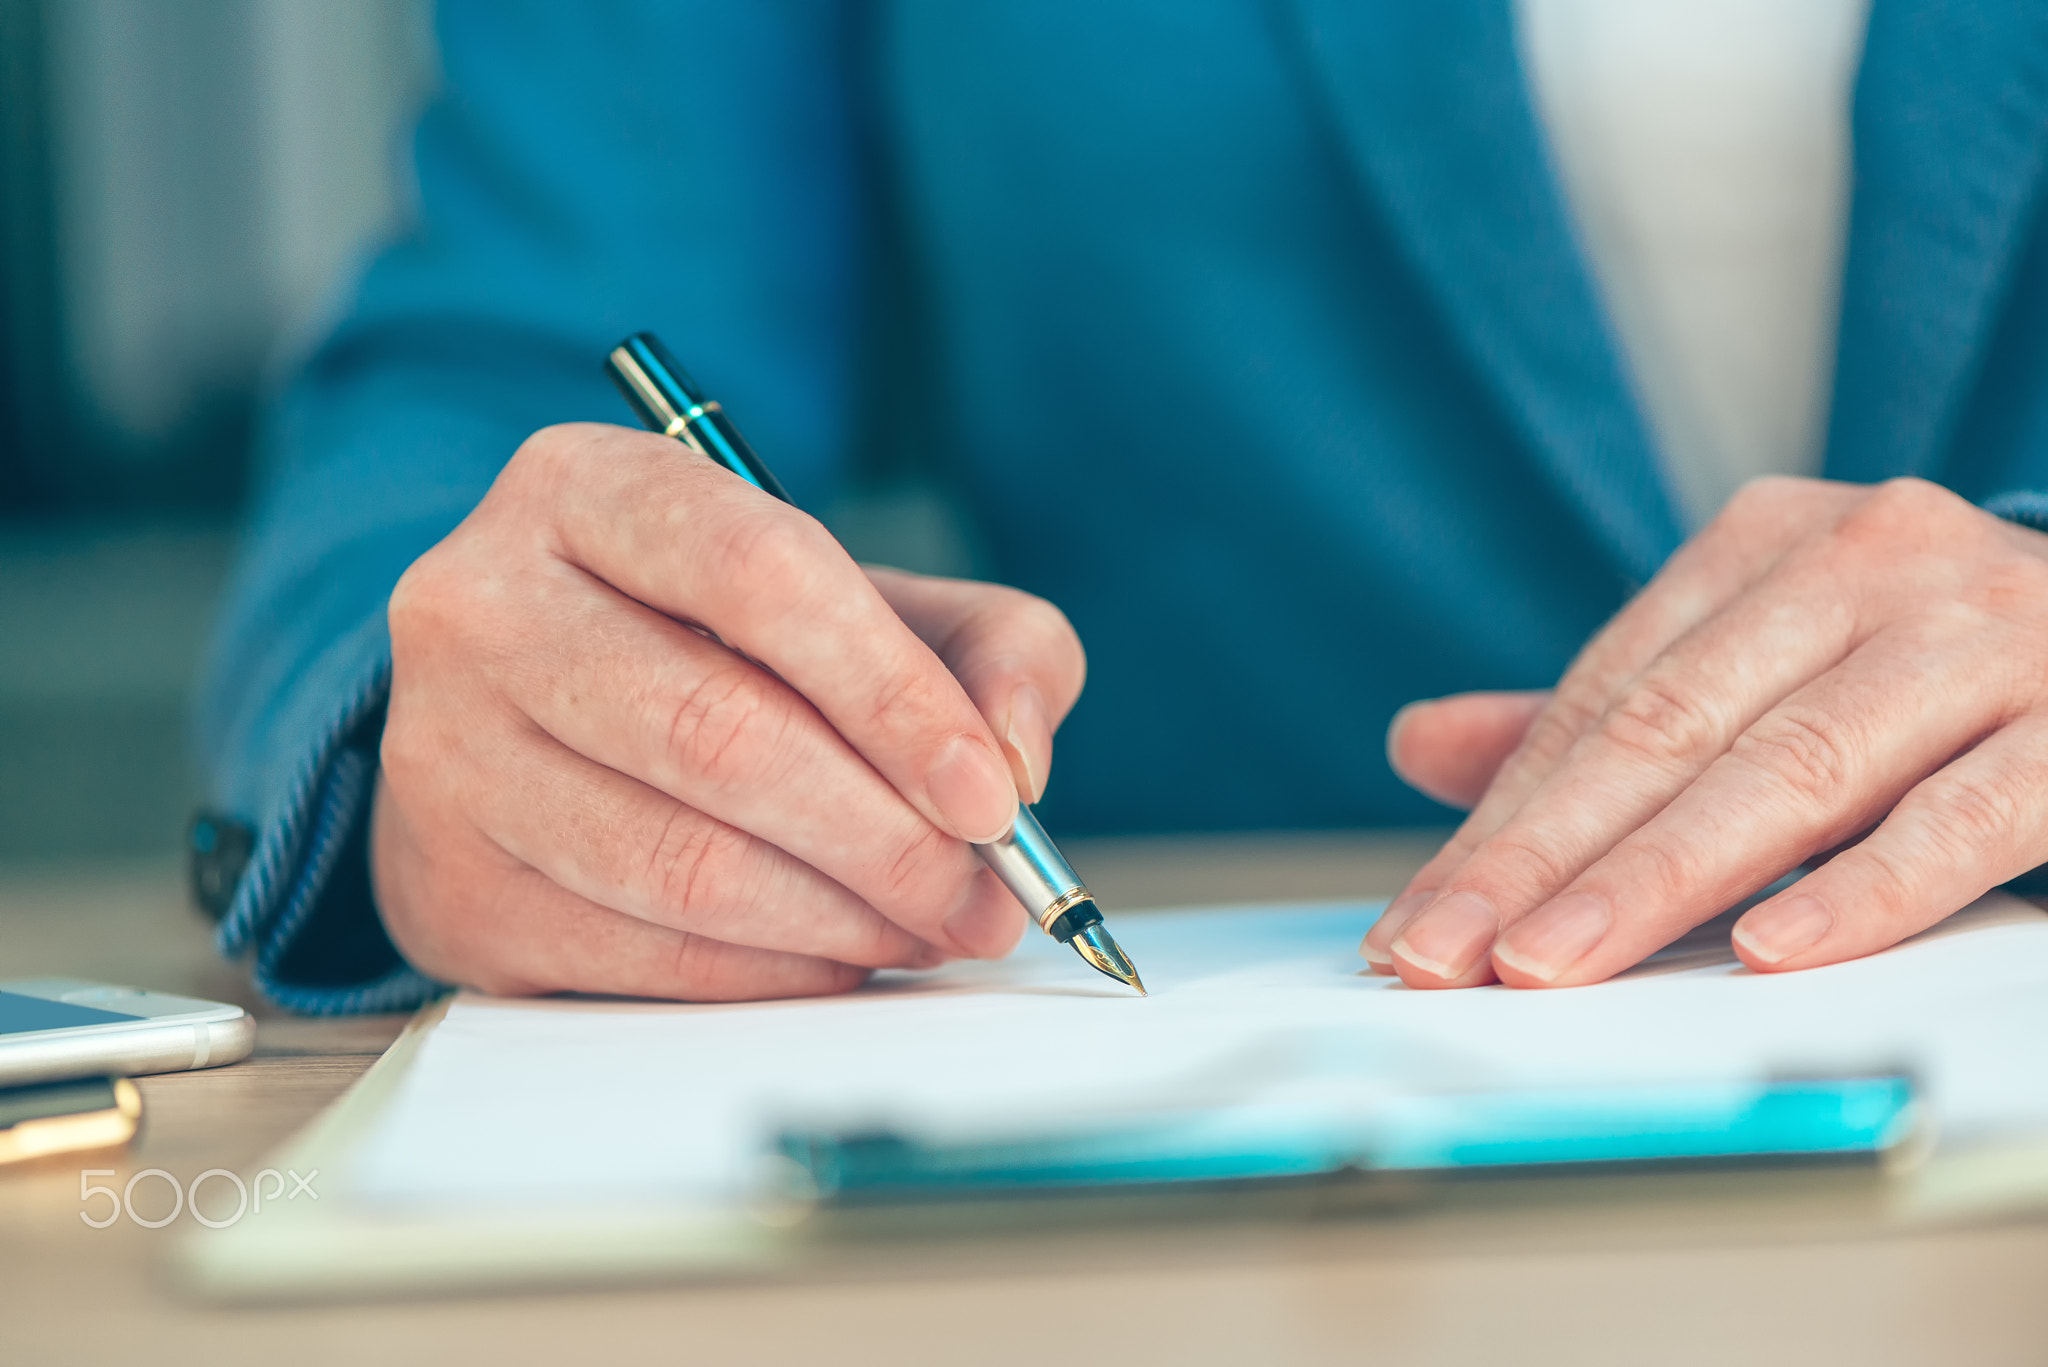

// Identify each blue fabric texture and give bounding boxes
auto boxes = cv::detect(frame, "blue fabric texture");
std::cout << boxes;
[198,0,2048,1013]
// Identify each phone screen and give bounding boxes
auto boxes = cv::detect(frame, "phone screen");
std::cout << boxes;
[0,991,141,1035]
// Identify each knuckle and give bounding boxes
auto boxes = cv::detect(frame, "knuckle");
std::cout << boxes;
[642,807,750,920]
[874,821,964,918]
[1730,706,1855,802]
[507,421,600,488]
[664,931,728,995]
[387,534,525,674]
[1601,674,1722,768]
[859,666,953,740]
[375,692,467,800]
[1913,770,2028,865]
[1409,847,1471,893]
[376,714,431,789]
[847,911,911,968]
[386,548,459,648]
[1836,478,1964,555]
[1459,828,1580,904]
[658,663,777,789]
[1845,838,1920,909]
[1871,476,1958,517]
[1619,832,1705,900]
[710,505,833,613]
[1518,692,1599,767]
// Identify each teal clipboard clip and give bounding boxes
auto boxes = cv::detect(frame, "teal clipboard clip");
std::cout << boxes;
[779,1075,1920,1204]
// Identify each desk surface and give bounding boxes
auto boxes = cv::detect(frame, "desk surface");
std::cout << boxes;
[5,834,2048,1367]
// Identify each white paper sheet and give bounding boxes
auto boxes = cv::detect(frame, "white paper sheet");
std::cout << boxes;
[351,894,2048,1212]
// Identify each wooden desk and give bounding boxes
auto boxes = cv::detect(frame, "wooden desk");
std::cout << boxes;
[5,836,2048,1366]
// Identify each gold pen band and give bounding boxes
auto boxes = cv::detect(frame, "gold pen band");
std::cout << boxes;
[660,400,723,440]
[1035,886,1095,935]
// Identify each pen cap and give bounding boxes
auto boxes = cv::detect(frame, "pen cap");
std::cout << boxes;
[607,333,708,431]
[605,333,792,503]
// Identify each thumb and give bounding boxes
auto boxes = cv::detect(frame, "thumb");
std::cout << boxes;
[1388,690,1550,810]
[865,567,1086,805]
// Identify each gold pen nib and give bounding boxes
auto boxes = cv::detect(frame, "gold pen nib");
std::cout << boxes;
[1070,922,1146,996]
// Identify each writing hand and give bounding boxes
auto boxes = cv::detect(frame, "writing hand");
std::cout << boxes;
[371,423,1085,1000]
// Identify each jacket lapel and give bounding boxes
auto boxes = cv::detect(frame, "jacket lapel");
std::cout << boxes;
[1827,0,2048,483]
[1278,0,1684,583]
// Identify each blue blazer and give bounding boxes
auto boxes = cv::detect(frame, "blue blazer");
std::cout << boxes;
[200,0,2048,1012]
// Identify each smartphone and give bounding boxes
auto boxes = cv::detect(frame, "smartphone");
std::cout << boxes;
[0,979,255,1087]
[0,1076,142,1164]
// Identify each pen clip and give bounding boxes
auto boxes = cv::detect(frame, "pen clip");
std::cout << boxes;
[605,332,791,503]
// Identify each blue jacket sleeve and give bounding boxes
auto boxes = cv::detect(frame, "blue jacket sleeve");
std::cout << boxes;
[196,0,866,1013]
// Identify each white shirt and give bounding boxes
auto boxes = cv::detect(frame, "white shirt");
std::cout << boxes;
[1514,0,1872,527]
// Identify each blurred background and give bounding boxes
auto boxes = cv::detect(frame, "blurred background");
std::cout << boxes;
[0,0,978,874]
[0,0,434,866]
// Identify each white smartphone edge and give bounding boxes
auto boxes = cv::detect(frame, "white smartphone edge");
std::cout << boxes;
[0,979,256,1088]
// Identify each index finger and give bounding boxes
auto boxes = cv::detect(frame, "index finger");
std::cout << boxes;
[518,424,1022,846]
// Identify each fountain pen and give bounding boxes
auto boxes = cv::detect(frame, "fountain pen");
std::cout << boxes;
[604,332,1145,995]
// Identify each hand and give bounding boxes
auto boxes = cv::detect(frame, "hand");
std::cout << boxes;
[1365,476,2048,988]
[372,423,1085,1001]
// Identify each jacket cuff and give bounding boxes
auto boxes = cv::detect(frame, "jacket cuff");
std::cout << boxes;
[214,657,443,1015]
[1984,489,2048,533]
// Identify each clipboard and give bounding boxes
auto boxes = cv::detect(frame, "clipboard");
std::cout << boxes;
[178,1006,1936,1303]
[175,894,2048,1301]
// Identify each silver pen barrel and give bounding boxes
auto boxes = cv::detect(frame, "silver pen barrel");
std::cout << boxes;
[975,804,1099,942]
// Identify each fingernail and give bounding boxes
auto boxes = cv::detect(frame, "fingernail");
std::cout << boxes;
[926,735,1018,844]
[909,941,948,970]
[1362,888,1432,969]
[943,874,1023,958]
[1384,700,1431,768]
[1391,890,1500,981]
[1733,895,1833,966]
[1494,892,1612,983]
[1003,684,1053,803]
